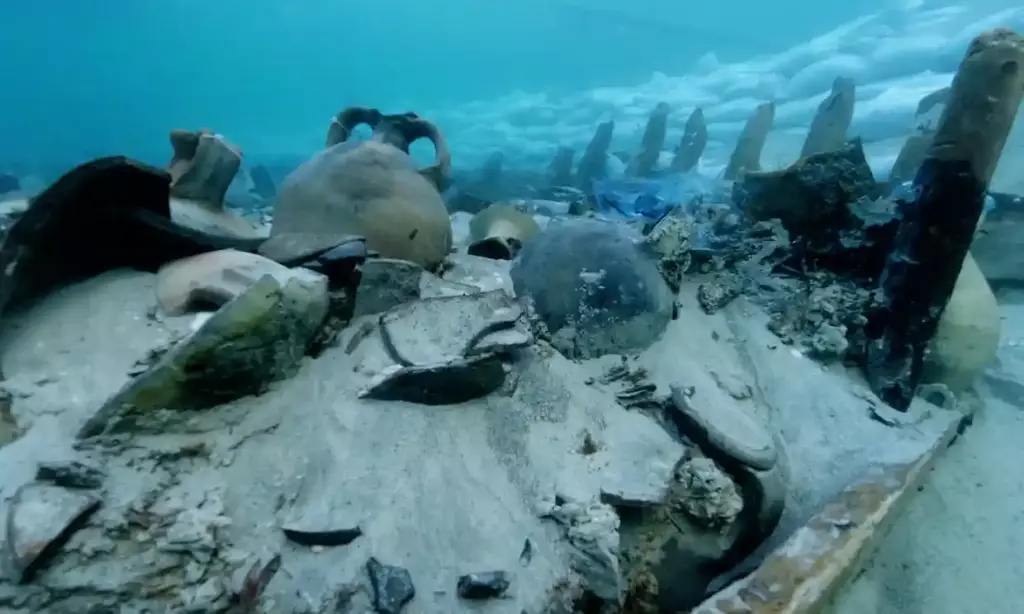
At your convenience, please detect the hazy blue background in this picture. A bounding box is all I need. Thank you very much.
[0,0,885,166]
[0,0,1022,184]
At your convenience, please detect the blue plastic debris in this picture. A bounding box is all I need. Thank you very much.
[592,172,727,222]
[592,172,734,251]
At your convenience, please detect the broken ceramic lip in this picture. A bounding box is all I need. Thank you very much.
[300,237,369,281]
[668,384,777,472]
[467,236,522,260]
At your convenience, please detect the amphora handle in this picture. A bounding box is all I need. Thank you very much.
[325,108,452,193]
[326,107,383,147]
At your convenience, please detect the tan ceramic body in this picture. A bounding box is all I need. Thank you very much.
[271,141,452,270]
[925,251,1001,392]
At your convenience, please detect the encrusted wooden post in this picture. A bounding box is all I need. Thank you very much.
[479,151,504,187]
[800,76,856,158]
[865,28,1024,411]
[627,102,670,177]
[886,87,951,189]
[669,108,708,173]
[575,120,615,192]
[724,102,774,180]
[547,146,575,186]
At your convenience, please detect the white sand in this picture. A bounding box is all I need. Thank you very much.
[833,300,1024,614]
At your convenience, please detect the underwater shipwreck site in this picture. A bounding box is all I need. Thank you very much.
[2,6,1024,614]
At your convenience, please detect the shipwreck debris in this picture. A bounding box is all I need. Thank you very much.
[669,107,708,174]
[576,120,615,192]
[800,76,856,159]
[723,101,775,180]
[627,102,671,178]
[864,28,1024,411]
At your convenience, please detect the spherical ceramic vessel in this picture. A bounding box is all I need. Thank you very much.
[511,218,674,358]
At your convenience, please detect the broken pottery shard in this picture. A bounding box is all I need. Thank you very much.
[511,218,674,359]
[547,146,575,186]
[156,249,314,316]
[3,483,101,583]
[597,410,685,510]
[168,130,242,207]
[693,407,961,614]
[352,258,424,317]
[732,139,876,239]
[800,76,856,159]
[468,203,542,261]
[576,121,615,192]
[360,356,507,405]
[865,28,1024,411]
[366,557,415,614]
[78,274,329,437]
[359,290,530,404]
[166,131,262,239]
[723,101,775,180]
[374,290,529,365]
[258,231,361,266]
[550,501,623,603]
[456,570,512,600]
[669,107,708,173]
[281,524,362,547]
[0,157,173,322]
[36,460,106,489]
[669,385,776,471]
[627,102,671,177]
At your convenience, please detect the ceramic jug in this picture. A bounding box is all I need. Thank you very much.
[272,107,453,270]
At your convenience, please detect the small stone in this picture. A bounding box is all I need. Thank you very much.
[366,557,416,614]
[697,278,742,314]
[36,460,106,489]
[808,322,849,360]
[3,483,102,582]
[456,571,512,600]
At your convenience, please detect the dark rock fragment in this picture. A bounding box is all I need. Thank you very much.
[360,356,507,405]
[36,460,106,489]
[366,557,415,614]
[281,524,362,547]
[456,571,512,600]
